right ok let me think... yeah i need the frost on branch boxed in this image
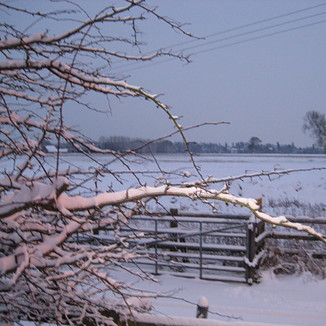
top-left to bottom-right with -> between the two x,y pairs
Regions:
0,1 -> 197,323
0,1 -> 325,325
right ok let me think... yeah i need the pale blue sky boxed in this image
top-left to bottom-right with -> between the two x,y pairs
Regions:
4,0 -> 326,147
83,0 -> 326,147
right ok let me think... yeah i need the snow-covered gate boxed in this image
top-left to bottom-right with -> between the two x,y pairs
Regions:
100,210 -> 265,284
81,211 -> 326,284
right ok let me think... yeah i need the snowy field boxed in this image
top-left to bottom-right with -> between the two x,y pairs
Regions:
137,153 -> 326,216
109,269 -> 326,326
55,152 -> 325,216
4,153 -> 326,325
89,153 -> 326,325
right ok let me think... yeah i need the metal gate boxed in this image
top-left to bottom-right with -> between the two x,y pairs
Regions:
77,210 -> 325,284
97,210 -> 265,284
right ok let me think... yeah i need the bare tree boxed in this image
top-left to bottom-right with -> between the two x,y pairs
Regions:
248,136 -> 262,153
0,1 -> 325,325
303,111 -> 326,151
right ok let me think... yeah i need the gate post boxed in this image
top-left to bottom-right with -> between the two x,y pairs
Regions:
169,208 -> 178,252
245,218 -> 257,285
199,221 -> 203,279
154,219 -> 158,275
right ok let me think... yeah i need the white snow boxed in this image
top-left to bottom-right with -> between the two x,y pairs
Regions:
197,295 -> 209,308
110,269 -> 326,326
100,153 -> 325,325
126,297 -> 152,312
3,153 -> 326,325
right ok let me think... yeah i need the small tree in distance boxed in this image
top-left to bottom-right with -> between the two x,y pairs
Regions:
248,136 -> 262,153
303,111 -> 326,152
0,1 -> 325,324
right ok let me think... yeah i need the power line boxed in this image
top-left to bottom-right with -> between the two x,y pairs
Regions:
113,17 -> 326,74
175,11 -> 326,54
111,3 -> 326,73
193,18 -> 326,57
160,2 -> 326,52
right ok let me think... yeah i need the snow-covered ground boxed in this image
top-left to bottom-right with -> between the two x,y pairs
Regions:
111,153 -> 326,216
50,153 -> 326,206
5,152 -> 324,207
2,153 -> 325,216
110,269 -> 326,326
107,154 -> 326,325
4,153 -> 326,325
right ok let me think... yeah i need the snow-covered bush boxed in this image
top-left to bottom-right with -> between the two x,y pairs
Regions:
260,245 -> 326,278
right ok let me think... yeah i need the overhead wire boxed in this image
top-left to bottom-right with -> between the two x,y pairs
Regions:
186,3 -> 326,43
113,18 -> 326,74
192,18 -> 326,57
111,3 -> 326,74
135,3 -> 326,56
173,11 -> 326,54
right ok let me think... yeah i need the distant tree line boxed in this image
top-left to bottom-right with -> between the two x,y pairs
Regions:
42,111 -> 326,155
92,110 -> 326,154
92,135 -> 324,154
42,135 -> 325,154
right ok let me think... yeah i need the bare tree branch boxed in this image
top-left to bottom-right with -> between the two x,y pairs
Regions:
1,1 -> 325,325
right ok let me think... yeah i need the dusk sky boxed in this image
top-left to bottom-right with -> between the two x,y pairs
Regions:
7,0 -> 326,147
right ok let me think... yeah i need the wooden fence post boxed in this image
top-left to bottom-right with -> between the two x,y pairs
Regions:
170,208 -> 178,228
169,208 -> 187,265
245,219 -> 256,285
245,201 -> 266,285
169,208 -> 178,253
154,219 -> 158,275
196,296 -> 209,319
199,221 -> 203,279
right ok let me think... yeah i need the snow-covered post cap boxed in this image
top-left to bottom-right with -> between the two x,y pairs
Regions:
196,296 -> 209,319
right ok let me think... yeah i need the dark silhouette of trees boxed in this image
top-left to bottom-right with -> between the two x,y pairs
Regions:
248,137 -> 262,153
303,111 -> 326,152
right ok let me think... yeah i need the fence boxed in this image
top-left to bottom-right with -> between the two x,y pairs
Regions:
258,215 -> 326,275
85,210 -> 326,285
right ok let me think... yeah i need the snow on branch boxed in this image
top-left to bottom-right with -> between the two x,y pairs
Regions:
1,1 -> 325,324
57,185 -> 326,244
0,177 -> 69,219
185,167 -> 326,187
1,177 -> 325,244
0,1 -> 144,50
